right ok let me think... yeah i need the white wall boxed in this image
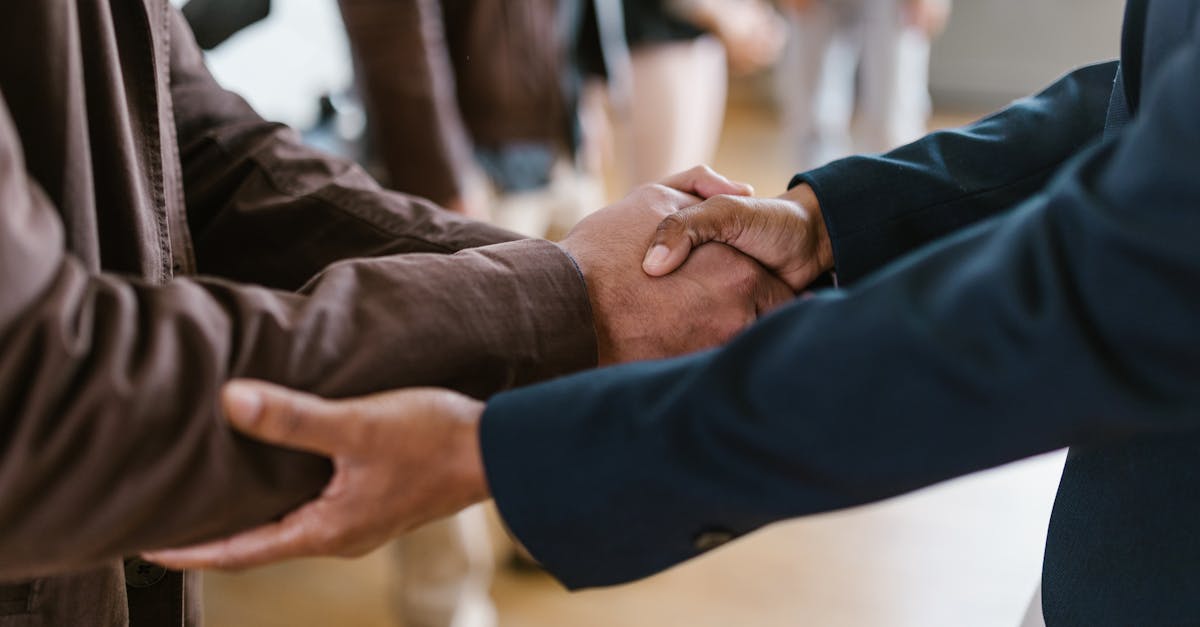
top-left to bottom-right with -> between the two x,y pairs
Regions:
198,0 -> 353,129
929,0 -> 1125,108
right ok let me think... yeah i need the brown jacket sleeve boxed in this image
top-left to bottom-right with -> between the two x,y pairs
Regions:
335,0 -> 475,207
169,8 -> 488,289
0,72 -> 595,581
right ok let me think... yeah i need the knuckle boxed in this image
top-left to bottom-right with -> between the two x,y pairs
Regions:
707,193 -> 736,206
707,194 -> 747,216
642,182 -> 669,196
700,196 -> 743,230
671,205 -> 721,239
656,212 -> 687,235
646,183 -> 691,205
652,183 -> 682,202
637,184 -> 668,205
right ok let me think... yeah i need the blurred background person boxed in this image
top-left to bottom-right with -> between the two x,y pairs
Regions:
607,0 -> 786,186
338,0 -> 606,239
778,0 -> 951,170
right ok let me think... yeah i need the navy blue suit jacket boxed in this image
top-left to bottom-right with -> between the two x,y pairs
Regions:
482,1 -> 1200,623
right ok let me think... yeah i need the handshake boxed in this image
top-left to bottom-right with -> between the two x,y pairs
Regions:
557,166 -> 831,365
145,166 -> 835,571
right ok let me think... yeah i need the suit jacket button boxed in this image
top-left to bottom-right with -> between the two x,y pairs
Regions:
124,558 -> 166,588
693,529 -> 736,552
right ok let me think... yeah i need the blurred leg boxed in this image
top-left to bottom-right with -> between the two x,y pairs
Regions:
489,189 -> 556,239
390,506 -> 496,627
856,0 -> 931,154
780,2 -> 858,171
626,35 -> 728,186
544,162 -> 607,240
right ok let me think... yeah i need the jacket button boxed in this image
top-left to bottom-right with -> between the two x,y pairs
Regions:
124,558 -> 167,588
692,528 -> 736,552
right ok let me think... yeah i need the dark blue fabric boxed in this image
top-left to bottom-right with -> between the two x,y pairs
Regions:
791,62 -> 1116,284
621,0 -> 704,45
483,1 -> 1200,622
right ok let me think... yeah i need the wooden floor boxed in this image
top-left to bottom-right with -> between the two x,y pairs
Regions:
204,104 -> 1065,627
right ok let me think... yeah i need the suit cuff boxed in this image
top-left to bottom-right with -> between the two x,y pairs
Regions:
789,168 -> 866,286
478,352 -> 730,591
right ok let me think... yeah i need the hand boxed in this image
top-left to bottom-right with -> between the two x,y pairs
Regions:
560,166 -> 794,364
905,0 -> 951,37
143,380 -> 488,570
689,0 -> 787,75
641,183 -> 834,292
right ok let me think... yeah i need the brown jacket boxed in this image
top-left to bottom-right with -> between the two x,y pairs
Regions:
338,0 -> 571,205
0,1 -> 596,625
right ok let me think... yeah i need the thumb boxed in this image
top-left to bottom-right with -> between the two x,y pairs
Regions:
642,198 -> 740,276
221,380 -> 350,455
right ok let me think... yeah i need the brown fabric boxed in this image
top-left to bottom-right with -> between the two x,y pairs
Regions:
338,0 -> 570,204
0,565 -> 128,627
0,1 -> 597,625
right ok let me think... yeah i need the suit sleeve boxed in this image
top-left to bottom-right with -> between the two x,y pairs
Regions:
168,9 -> 493,290
479,46 -> 1200,589
0,88 -> 595,578
794,61 -> 1117,283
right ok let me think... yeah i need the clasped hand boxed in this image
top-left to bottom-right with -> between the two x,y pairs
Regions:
145,167 -> 832,571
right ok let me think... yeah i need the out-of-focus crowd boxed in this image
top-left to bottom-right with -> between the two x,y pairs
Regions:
185,0 -> 949,231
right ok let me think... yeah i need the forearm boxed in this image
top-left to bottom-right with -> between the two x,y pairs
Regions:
796,61 -> 1117,283
0,240 -> 593,578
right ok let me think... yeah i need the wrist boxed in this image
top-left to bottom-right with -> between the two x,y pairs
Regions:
780,183 -> 834,274
556,240 -> 618,364
450,397 -> 491,506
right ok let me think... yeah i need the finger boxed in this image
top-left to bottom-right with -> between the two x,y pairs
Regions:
221,380 -> 354,455
656,165 -> 754,200
143,506 -> 324,571
642,197 -> 743,276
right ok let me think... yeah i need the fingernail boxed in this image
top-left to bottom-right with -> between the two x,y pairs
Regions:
643,244 -> 670,270
223,382 -> 263,425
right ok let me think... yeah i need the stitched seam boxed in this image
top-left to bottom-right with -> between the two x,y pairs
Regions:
129,1 -> 173,282
161,3 -> 197,273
